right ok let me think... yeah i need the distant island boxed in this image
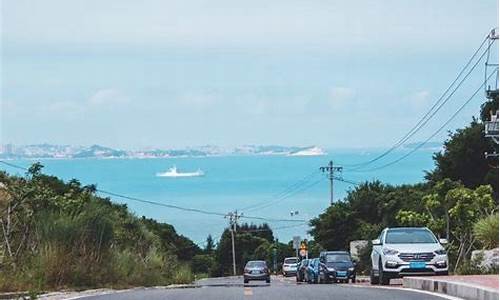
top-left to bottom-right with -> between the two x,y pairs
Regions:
0,144 -> 327,159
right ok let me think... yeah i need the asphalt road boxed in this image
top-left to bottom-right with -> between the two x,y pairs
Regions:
77,276 -> 453,300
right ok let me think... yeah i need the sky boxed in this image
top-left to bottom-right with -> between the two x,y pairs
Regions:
1,0 -> 498,149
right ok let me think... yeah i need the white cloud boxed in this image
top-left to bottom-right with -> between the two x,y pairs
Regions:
88,88 -> 128,107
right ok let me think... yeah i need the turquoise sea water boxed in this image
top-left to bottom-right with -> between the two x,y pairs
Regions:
1,149 -> 436,245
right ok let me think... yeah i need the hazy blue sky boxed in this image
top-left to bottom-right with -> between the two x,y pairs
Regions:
1,0 -> 498,149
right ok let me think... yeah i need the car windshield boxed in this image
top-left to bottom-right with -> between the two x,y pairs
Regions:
325,253 -> 351,262
385,229 -> 437,244
284,258 -> 298,264
246,261 -> 266,268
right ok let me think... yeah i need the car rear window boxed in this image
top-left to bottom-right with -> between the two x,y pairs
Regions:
385,229 -> 437,244
284,258 -> 298,264
325,253 -> 351,262
246,261 -> 266,268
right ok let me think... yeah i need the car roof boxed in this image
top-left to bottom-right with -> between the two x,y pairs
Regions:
386,227 -> 428,231
284,257 -> 298,259
246,260 -> 266,263
322,251 -> 350,254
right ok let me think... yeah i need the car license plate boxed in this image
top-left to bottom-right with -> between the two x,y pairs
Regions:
336,271 -> 347,277
410,261 -> 426,269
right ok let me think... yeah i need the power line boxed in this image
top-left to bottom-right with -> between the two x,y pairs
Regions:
333,176 -> 361,186
238,170 -> 319,212
344,32 -> 493,170
243,176 -> 325,213
96,189 -> 228,217
0,160 -> 29,171
352,67 -> 499,172
0,160 -> 304,222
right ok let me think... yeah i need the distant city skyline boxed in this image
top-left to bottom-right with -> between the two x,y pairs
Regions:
2,0 -> 498,149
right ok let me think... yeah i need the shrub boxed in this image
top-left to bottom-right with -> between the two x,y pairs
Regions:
474,213 -> 499,249
172,264 -> 194,284
191,254 -> 215,274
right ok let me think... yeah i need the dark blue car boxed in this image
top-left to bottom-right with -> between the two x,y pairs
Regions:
305,258 -> 320,284
319,251 -> 356,283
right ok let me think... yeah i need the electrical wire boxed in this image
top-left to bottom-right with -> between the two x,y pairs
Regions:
243,176 -> 325,213
0,160 -> 305,223
343,33 -> 493,170
351,67 -> 499,172
238,170 -> 319,211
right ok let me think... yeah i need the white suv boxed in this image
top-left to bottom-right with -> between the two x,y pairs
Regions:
282,257 -> 299,277
370,227 -> 448,285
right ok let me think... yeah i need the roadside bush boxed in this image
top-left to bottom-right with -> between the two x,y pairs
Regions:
474,213 -> 499,249
355,242 -> 372,275
455,253 -> 499,275
172,264 -> 194,284
191,254 -> 215,274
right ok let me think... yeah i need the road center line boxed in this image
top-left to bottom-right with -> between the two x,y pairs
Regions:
244,287 -> 253,296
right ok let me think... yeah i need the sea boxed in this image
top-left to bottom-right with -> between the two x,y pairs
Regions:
1,148 -> 436,246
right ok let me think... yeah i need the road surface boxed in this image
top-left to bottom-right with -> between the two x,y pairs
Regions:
77,276 -> 455,300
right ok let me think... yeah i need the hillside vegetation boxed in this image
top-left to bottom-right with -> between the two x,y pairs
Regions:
0,164 -> 200,292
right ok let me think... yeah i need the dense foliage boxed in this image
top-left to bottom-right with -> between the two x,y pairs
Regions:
0,164 -> 200,292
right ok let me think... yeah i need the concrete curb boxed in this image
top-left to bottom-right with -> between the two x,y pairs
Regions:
403,277 -> 499,300
0,284 -> 200,300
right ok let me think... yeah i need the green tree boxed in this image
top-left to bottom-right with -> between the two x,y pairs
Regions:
448,185 -> 495,271
205,234 -> 215,254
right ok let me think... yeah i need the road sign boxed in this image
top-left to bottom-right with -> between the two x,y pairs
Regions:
293,236 -> 301,249
300,242 -> 307,250
299,249 -> 307,257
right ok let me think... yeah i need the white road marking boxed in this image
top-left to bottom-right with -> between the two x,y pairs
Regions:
244,287 -> 253,296
343,283 -> 463,300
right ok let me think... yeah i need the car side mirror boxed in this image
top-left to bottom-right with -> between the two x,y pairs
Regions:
372,239 -> 381,246
439,238 -> 448,245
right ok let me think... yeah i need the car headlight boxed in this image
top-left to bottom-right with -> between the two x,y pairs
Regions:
348,267 -> 354,271
382,248 -> 399,255
327,267 -> 335,272
434,249 -> 447,255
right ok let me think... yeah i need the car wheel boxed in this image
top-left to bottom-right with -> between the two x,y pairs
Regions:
351,277 -> 356,283
370,270 -> 379,285
266,278 -> 271,284
244,279 -> 249,284
378,260 -> 390,285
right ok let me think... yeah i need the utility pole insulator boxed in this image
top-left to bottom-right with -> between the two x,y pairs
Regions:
320,161 -> 343,206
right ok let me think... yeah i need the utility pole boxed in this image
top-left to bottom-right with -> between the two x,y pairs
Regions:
320,161 -> 343,205
484,28 -> 499,159
225,210 -> 242,276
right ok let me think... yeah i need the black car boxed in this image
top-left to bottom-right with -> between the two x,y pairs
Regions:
296,259 -> 309,282
243,260 -> 271,284
319,251 -> 356,283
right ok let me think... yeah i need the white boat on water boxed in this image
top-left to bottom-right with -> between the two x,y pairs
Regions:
156,166 -> 204,178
